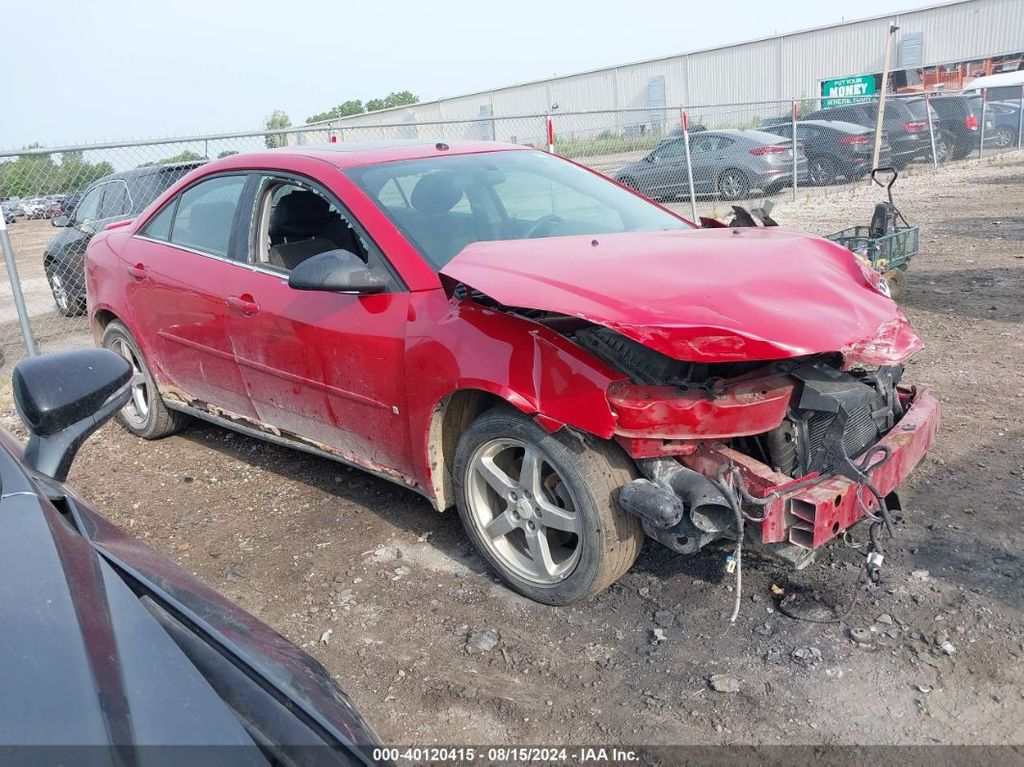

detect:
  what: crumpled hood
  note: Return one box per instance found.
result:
[441,228,923,364]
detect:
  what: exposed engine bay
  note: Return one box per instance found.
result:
[574,323,904,480]
[458,289,936,569]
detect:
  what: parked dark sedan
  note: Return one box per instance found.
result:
[760,119,891,185]
[44,161,204,316]
[802,99,936,168]
[1,349,381,764]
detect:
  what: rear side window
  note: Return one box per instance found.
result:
[142,203,175,241]
[168,175,247,258]
[140,175,245,256]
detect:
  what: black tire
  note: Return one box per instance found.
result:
[717,168,750,201]
[453,407,644,605]
[808,157,839,186]
[101,321,189,439]
[44,260,86,317]
[933,137,950,163]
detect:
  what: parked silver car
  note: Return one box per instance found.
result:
[615,129,807,201]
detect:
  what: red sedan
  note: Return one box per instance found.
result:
[86,141,939,605]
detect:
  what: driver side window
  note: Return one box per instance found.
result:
[250,176,379,275]
[73,185,105,225]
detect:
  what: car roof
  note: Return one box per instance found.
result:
[683,129,785,142]
[796,119,871,133]
[964,71,1024,90]
[268,140,527,169]
[107,161,207,182]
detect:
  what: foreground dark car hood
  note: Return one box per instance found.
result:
[0,431,377,763]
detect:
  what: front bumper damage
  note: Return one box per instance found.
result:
[618,385,940,558]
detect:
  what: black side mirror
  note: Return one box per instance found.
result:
[13,350,132,482]
[288,249,388,294]
[51,215,69,228]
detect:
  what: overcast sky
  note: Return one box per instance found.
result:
[3,0,929,149]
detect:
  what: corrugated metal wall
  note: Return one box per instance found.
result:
[312,0,1023,132]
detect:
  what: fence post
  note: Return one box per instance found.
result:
[681,110,699,225]
[979,89,987,159]
[926,92,938,168]
[1018,85,1023,151]
[0,216,38,357]
[791,100,798,201]
[546,115,554,154]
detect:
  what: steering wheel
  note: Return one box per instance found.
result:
[525,214,563,239]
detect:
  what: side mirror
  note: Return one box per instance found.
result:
[13,349,132,482]
[51,215,69,228]
[79,221,95,235]
[288,249,388,294]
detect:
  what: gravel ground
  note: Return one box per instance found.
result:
[1,151,1022,747]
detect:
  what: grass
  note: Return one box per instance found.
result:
[554,131,664,158]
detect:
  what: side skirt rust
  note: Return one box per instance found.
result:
[164,400,437,509]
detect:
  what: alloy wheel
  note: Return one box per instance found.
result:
[48,271,70,313]
[465,438,582,584]
[109,338,150,429]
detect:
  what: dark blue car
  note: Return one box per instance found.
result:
[986,100,1023,149]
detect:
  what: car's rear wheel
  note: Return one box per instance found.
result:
[102,321,188,439]
[808,157,839,186]
[994,128,1013,149]
[45,261,85,317]
[453,407,644,605]
[717,169,749,201]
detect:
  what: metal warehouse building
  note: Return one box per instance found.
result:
[306,0,1023,140]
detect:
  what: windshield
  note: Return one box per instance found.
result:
[345,149,690,269]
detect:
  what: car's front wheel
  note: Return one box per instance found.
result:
[102,321,189,439]
[45,261,85,317]
[453,408,644,605]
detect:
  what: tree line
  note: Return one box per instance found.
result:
[263,90,420,148]
[0,149,114,198]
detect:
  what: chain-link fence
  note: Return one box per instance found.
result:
[2,89,1022,374]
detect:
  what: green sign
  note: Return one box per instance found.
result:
[821,75,877,108]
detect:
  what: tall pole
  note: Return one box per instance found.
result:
[682,110,699,226]
[791,100,799,201]
[979,89,988,159]
[926,92,938,168]
[1018,85,1024,151]
[0,215,38,357]
[871,21,900,175]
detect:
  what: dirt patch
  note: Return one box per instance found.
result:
[2,151,1023,747]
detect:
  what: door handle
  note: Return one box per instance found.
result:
[226,294,260,316]
[127,263,147,280]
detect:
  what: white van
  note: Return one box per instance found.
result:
[962,71,1024,101]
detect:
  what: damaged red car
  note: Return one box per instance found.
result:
[85,141,940,605]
